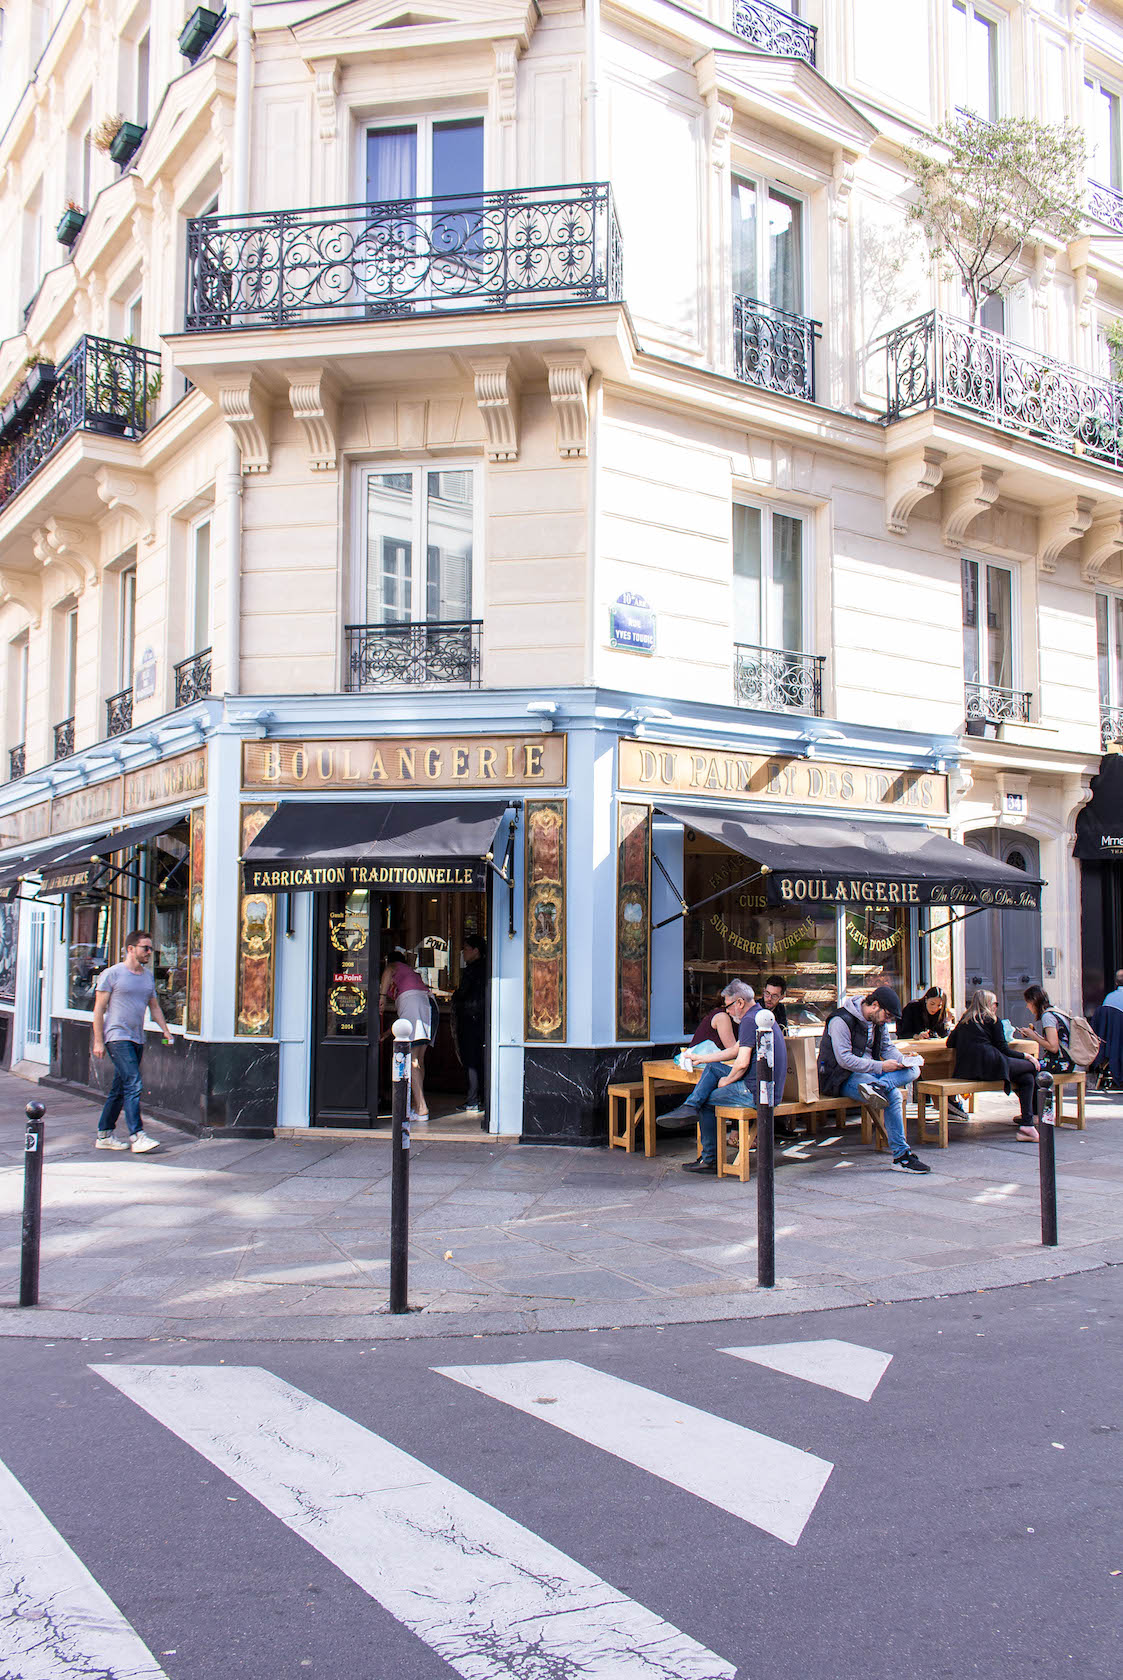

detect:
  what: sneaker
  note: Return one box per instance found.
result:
[681,1157,717,1174]
[130,1132,161,1153]
[857,1082,888,1113]
[891,1149,931,1175]
[947,1098,970,1121]
[661,1103,701,1124]
[95,1132,128,1150]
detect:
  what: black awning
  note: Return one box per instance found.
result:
[94,812,191,856]
[656,802,1043,910]
[19,811,192,896]
[242,799,513,894]
[0,834,113,895]
[1074,755,1123,860]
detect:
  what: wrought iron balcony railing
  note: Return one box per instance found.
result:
[734,296,820,401]
[175,648,212,708]
[1100,704,1123,751]
[965,682,1031,730]
[8,743,25,781]
[881,310,1123,468]
[346,620,482,689]
[106,687,133,736]
[185,183,622,331]
[735,644,824,715]
[0,336,161,511]
[1088,178,1123,235]
[731,0,816,64]
[54,718,75,761]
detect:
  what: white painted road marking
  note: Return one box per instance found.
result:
[93,1364,736,1680]
[435,1358,832,1546]
[0,1453,167,1680]
[721,1340,893,1402]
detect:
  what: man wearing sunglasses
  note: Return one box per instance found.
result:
[92,928,172,1153]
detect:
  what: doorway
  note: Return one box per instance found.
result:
[21,904,51,1065]
[964,828,1042,1025]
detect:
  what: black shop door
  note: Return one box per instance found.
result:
[312,888,382,1127]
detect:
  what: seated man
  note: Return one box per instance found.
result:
[816,985,931,1176]
[761,974,789,1034]
[661,984,789,1173]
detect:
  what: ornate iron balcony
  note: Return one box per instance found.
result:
[9,743,25,781]
[1088,178,1123,235]
[734,296,820,401]
[731,0,816,64]
[174,648,212,708]
[1101,704,1123,751]
[735,644,824,715]
[881,310,1123,468]
[185,183,622,331]
[0,336,161,511]
[54,718,75,761]
[106,687,133,736]
[346,621,482,689]
[965,682,1031,729]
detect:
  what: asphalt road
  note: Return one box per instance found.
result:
[0,1272,1118,1680]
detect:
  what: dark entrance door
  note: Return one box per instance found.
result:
[963,827,1042,1025]
[312,888,381,1127]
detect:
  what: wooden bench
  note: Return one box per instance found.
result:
[607,1082,646,1152]
[712,1098,885,1182]
[916,1077,1035,1148]
[1054,1069,1087,1129]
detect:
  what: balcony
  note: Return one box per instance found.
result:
[0,336,161,512]
[185,183,622,332]
[881,311,1123,470]
[731,0,816,65]
[8,743,25,781]
[1088,179,1123,235]
[54,718,75,761]
[346,621,482,690]
[735,644,824,715]
[106,688,133,736]
[1101,704,1123,751]
[965,682,1031,736]
[175,648,212,708]
[734,296,820,402]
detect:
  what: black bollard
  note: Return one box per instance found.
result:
[389,1019,413,1314]
[755,1010,776,1289]
[1038,1116,1058,1248]
[20,1101,45,1308]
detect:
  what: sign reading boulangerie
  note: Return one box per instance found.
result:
[244,735,566,792]
[619,740,949,818]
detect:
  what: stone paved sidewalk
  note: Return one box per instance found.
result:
[0,1070,1119,1340]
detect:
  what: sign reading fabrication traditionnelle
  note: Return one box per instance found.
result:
[243,735,567,792]
[244,860,488,895]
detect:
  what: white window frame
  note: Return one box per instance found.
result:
[1096,591,1123,710]
[731,498,810,655]
[187,512,212,656]
[961,552,1019,694]
[729,168,809,318]
[9,633,29,748]
[357,111,488,201]
[350,461,481,628]
[950,0,1004,123]
[1085,70,1123,192]
[125,287,143,344]
[62,604,79,719]
[118,561,137,689]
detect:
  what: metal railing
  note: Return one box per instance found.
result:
[8,743,25,781]
[731,0,816,64]
[734,296,820,401]
[0,336,161,511]
[880,310,1123,467]
[185,183,623,330]
[735,644,824,715]
[1088,178,1123,235]
[174,648,212,708]
[965,682,1031,728]
[1101,704,1123,750]
[106,687,133,736]
[345,621,482,689]
[53,718,75,761]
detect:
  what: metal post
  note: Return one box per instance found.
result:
[755,1009,776,1289]
[1037,1083,1058,1247]
[20,1102,45,1308]
[389,1018,413,1314]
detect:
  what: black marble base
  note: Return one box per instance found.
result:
[521,1043,679,1147]
[44,1017,279,1137]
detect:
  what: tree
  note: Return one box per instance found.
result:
[906,116,1086,326]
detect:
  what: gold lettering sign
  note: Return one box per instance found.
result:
[243,861,486,893]
[242,735,566,792]
[124,747,207,815]
[0,800,51,847]
[618,740,949,818]
[50,779,123,835]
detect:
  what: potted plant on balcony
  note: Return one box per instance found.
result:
[94,113,146,167]
[56,202,86,247]
[0,442,12,502]
[179,6,223,62]
[22,352,56,406]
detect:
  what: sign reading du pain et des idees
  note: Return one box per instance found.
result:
[242,734,567,792]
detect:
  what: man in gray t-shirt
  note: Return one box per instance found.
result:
[93,929,172,1153]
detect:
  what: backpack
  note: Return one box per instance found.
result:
[1054,1010,1102,1070]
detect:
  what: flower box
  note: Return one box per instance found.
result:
[178,7,223,62]
[109,121,146,166]
[56,208,86,247]
[22,362,56,407]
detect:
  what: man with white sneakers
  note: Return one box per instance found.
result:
[92,928,172,1154]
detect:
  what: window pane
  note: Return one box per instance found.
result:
[845,907,908,1003]
[366,126,417,202]
[432,120,484,199]
[68,898,111,1011]
[985,564,1013,689]
[65,610,78,715]
[961,558,980,681]
[149,824,190,1028]
[121,566,136,687]
[366,472,414,622]
[1114,597,1123,709]
[979,291,1005,334]
[1097,593,1111,706]
[732,505,763,644]
[768,191,802,315]
[193,522,211,652]
[771,514,803,652]
[731,176,758,299]
[425,470,473,620]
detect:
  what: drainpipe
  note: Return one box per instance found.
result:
[224,3,253,701]
[585,0,600,181]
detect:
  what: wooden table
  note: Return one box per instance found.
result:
[639,1060,700,1159]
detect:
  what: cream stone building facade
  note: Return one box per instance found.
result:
[0,0,1121,1141]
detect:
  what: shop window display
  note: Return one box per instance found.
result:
[844,905,909,1002]
[146,823,190,1027]
[67,896,111,1010]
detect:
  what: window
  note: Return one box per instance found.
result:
[67,897,111,1010]
[1086,74,1121,191]
[8,635,28,750]
[62,604,78,718]
[360,467,474,624]
[950,0,1000,121]
[731,175,804,316]
[365,117,483,203]
[126,290,142,343]
[1096,594,1123,711]
[733,504,805,652]
[189,516,211,654]
[118,558,137,688]
[135,29,150,127]
[21,182,43,311]
[147,823,189,1026]
[962,557,1015,692]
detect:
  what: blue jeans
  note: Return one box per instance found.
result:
[98,1040,145,1136]
[686,1063,759,1163]
[840,1067,917,1157]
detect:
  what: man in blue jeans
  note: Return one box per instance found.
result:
[661,982,789,1174]
[817,984,931,1175]
[92,928,173,1154]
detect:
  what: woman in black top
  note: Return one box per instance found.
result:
[947,989,1047,1141]
[898,987,950,1039]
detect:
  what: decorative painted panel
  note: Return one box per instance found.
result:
[616,804,651,1040]
[525,800,566,1042]
[185,807,205,1035]
[236,804,277,1037]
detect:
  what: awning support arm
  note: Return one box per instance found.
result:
[919,905,995,936]
[651,850,688,923]
[653,867,769,930]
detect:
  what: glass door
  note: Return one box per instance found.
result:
[311,889,380,1126]
[365,118,485,311]
[22,906,50,1064]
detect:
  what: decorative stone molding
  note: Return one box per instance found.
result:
[313,59,340,142]
[830,151,856,222]
[96,466,156,546]
[288,369,339,470]
[1033,246,1056,313]
[469,357,519,461]
[0,570,42,628]
[942,466,1001,548]
[543,353,591,458]
[1081,512,1123,584]
[1037,496,1094,574]
[217,376,271,473]
[41,519,101,592]
[885,446,946,535]
[494,39,519,125]
[706,95,734,171]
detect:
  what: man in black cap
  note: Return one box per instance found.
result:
[817,984,931,1175]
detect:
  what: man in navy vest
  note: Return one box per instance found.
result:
[817,985,931,1175]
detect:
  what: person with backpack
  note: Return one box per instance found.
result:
[1023,985,1074,1117]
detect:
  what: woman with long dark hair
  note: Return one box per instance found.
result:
[947,989,1049,1142]
[898,986,950,1039]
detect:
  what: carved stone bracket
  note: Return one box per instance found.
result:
[312,59,340,142]
[1081,511,1123,584]
[0,570,42,628]
[288,369,339,471]
[217,376,271,473]
[469,357,519,462]
[543,353,591,458]
[942,466,1001,548]
[96,465,156,546]
[494,39,519,125]
[38,519,100,593]
[1038,496,1095,574]
[830,151,856,223]
[885,446,946,535]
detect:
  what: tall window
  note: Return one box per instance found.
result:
[189,516,211,654]
[365,117,483,203]
[1097,594,1123,711]
[733,505,804,652]
[361,467,474,624]
[8,634,28,749]
[950,0,1000,121]
[731,175,803,316]
[62,604,78,719]
[962,557,1014,691]
[1086,75,1121,191]
[118,558,137,689]
[135,28,150,126]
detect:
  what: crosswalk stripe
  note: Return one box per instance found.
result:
[0,1454,168,1680]
[92,1364,736,1680]
[434,1358,833,1546]
[721,1340,893,1402]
